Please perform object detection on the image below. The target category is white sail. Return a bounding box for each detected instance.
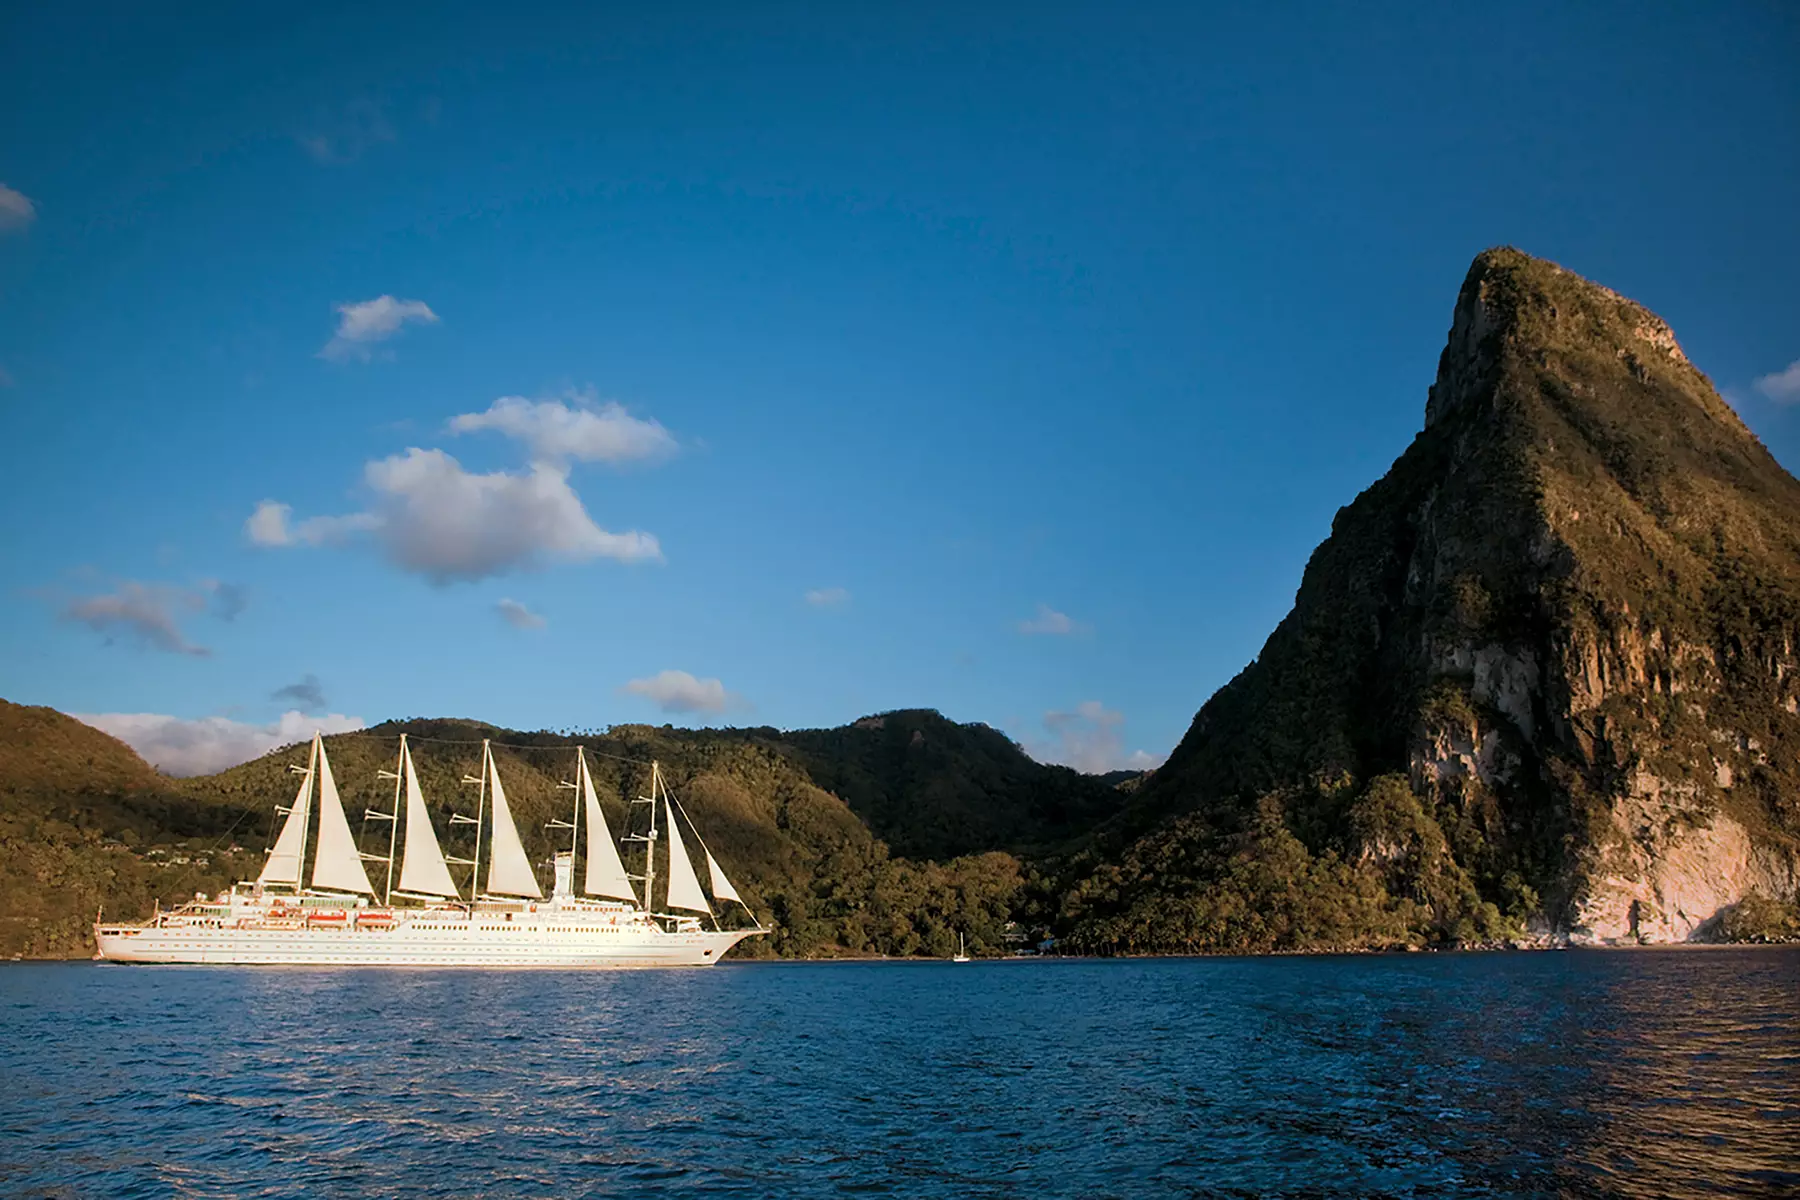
[258,740,314,887]
[484,754,543,899]
[580,753,637,903]
[661,799,710,913]
[396,741,461,898]
[310,739,376,895]
[704,848,745,908]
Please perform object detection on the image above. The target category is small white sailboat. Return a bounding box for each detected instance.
[95,734,765,967]
[953,932,971,962]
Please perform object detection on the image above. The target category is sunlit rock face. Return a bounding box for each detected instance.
[1076,249,1800,951]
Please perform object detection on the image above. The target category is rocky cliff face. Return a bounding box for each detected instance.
[1067,249,1800,950]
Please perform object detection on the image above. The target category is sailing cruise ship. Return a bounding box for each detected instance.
[94,733,764,966]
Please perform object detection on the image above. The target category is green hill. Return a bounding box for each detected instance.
[0,701,263,957]
[720,709,1125,859]
[0,705,1109,959]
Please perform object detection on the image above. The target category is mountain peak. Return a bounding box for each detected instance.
[1425,247,1694,430]
[1071,251,1800,952]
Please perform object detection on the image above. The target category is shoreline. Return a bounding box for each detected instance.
[11,939,1797,966]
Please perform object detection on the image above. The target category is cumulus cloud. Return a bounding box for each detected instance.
[318,295,439,361]
[245,501,291,546]
[270,673,327,713]
[1025,701,1167,775]
[244,500,378,547]
[0,183,35,233]
[366,449,661,582]
[75,710,366,777]
[495,598,546,629]
[451,391,676,465]
[1754,359,1800,405]
[805,587,850,607]
[246,451,660,584]
[60,582,211,656]
[1018,604,1081,636]
[621,669,738,714]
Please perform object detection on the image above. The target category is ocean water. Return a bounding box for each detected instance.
[1,951,1796,1199]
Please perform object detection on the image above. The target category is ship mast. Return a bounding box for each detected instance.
[298,734,317,893]
[647,761,661,916]
[371,735,407,905]
[623,760,661,920]
[457,740,491,906]
[549,746,584,894]
[572,748,585,859]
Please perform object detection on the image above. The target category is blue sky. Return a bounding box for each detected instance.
[2,3,1797,775]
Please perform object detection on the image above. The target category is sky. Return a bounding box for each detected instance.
[2,3,1797,776]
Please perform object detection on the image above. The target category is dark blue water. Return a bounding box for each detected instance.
[2,951,1796,1199]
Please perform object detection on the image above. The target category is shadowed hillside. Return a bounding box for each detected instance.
[0,701,262,957]
[716,709,1126,859]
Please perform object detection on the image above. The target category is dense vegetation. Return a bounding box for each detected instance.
[0,702,261,957]
[722,709,1126,859]
[0,704,1089,960]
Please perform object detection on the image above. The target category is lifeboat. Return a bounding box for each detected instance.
[305,909,348,926]
[357,910,395,927]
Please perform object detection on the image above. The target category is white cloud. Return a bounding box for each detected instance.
[451,391,676,465]
[1025,701,1167,775]
[496,598,546,629]
[1754,359,1800,405]
[245,501,291,546]
[622,669,738,714]
[1018,604,1081,636]
[318,295,439,362]
[365,449,661,582]
[60,582,211,656]
[75,710,366,777]
[0,183,35,233]
[244,500,378,547]
[805,587,850,607]
[246,451,659,583]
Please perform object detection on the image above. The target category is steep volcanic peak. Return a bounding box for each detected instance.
[1065,248,1800,953]
[1428,249,1698,423]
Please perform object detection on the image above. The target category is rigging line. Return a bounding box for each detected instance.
[316,730,656,763]
[191,793,266,859]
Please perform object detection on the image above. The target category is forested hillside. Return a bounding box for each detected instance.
[0,704,1103,959]
[0,702,261,957]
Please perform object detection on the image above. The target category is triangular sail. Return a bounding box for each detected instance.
[580,752,637,903]
[396,741,461,898]
[484,754,543,899]
[705,848,745,908]
[661,799,710,913]
[258,740,314,887]
[310,739,376,895]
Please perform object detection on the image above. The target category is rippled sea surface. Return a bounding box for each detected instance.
[2,951,1797,1199]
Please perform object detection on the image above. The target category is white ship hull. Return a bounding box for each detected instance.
[96,909,757,968]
